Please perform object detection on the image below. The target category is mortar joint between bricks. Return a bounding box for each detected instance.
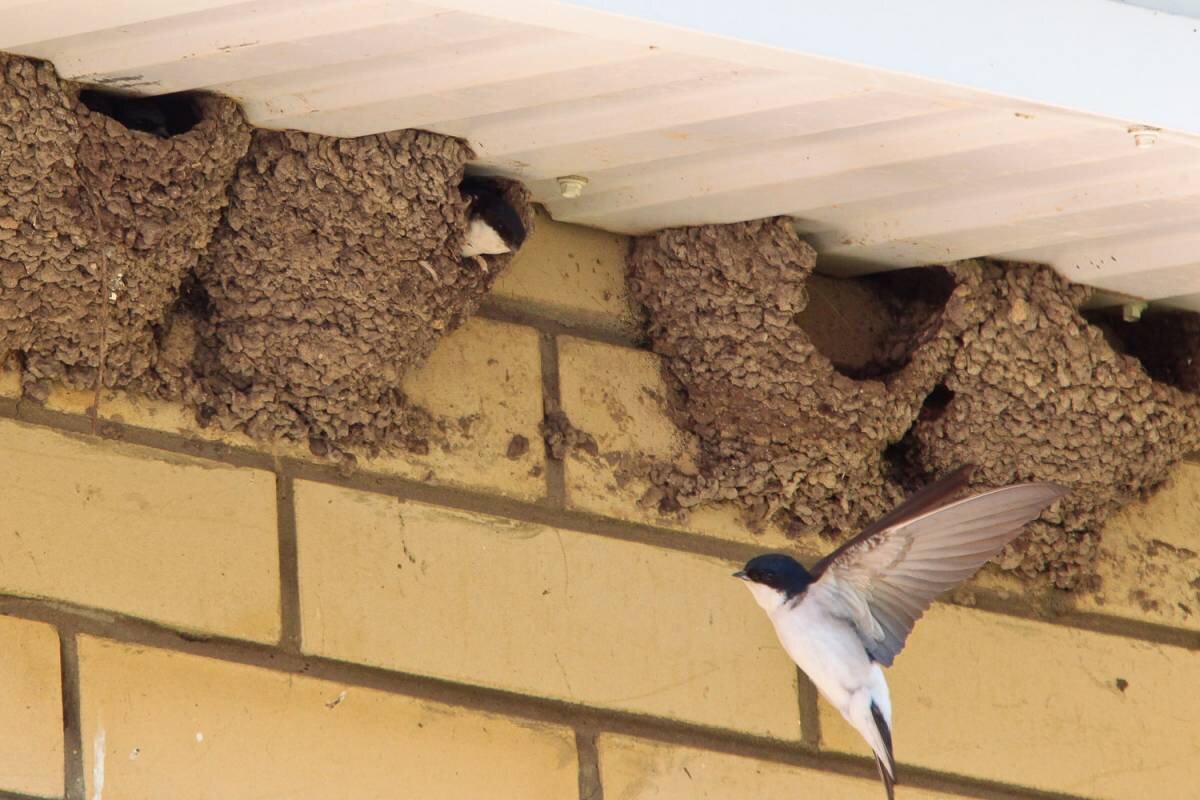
[276,472,302,653]
[538,331,567,506]
[58,628,86,800]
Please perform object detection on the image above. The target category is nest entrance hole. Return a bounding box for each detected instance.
[919,381,955,421]
[174,270,213,320]
[795,265,956,380]
[1082,307,1200,393]
[79,89,202,138]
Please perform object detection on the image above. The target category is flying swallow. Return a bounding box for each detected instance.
[734,466,1067,798]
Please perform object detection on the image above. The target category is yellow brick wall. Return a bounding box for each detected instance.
[0,215,1197,800]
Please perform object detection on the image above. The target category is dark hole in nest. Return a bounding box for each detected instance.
[795,265,956,380]
[883,382,953,487]
[78,89,202,138]
[920,382,955,421]
[175,271,213,319]
[1082,306,1200,393]
[882,440,910,483]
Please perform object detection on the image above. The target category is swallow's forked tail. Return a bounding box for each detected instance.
[870,701,895,800]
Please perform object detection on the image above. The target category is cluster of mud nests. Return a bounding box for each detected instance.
[629,218,1200,587]
[0,54,530,460]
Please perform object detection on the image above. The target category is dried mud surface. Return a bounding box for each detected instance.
[904,263,1200,587]
[0,54,251,399]
[188,129,529,458]
[0,53,530,460]
[630,218,1200,587]
[541,410,599,461]
[628,218,962,535]
[1088,308,1200,394]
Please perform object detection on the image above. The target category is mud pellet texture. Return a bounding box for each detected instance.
[628,217,965,538]
[190,128,530,458]
[0,52,532,462]
[75,92,251,392]
[0,55,90,396]
[630,218,1200,588]
[0,53,250,398]
[905,262,1200,587]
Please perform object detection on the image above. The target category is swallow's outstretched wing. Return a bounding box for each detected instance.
[807,468,1068,667]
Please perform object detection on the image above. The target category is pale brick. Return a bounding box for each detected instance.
[295,480,800,739]
[492,207,639,334]
[46,317,547,501]
[0,616,63,798]
[820,604,1200,799]
[0,419,279,641]
[0,368,18,399]
[383,316,545,500]
[1073,461,1200,631]
[78,637,577,800]
[558,336,794,550]
[599,735,963,799]
[44,382,275,455]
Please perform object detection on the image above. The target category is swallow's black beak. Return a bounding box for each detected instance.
[732,570,748,580]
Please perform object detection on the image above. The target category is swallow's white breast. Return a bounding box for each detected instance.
[460,218,510,257]
[770,595,888,722]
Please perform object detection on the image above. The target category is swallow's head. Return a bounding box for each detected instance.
[459,176,527,257]
[734,553,813,610]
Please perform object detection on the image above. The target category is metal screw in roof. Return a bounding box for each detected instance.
[556,175,589,199]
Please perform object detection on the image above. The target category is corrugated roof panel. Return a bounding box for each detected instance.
[4,0,1200,307]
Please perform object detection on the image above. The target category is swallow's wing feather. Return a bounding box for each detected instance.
[808,479,1067,666]
[842,465,975,548]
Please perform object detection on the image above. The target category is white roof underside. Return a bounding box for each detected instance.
[6,0,1200,309]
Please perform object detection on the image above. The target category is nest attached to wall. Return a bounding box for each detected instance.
[629,218,1200,587]
[0,52,531,461]
[628,218,962,532]
[900,262,1200,588]
[0,54,250,399]
[188,129,531,457]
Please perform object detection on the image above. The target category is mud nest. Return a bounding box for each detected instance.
[186,128,530,457]
[628,218,961,531]
[0,53,531,460]
[629,218,1200,587]
[0,54,249,398]
[1086,308,1200,394]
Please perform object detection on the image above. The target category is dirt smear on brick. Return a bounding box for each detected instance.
[540,410,599,461]
[629,218,1200,587]
[0,53,530,462]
